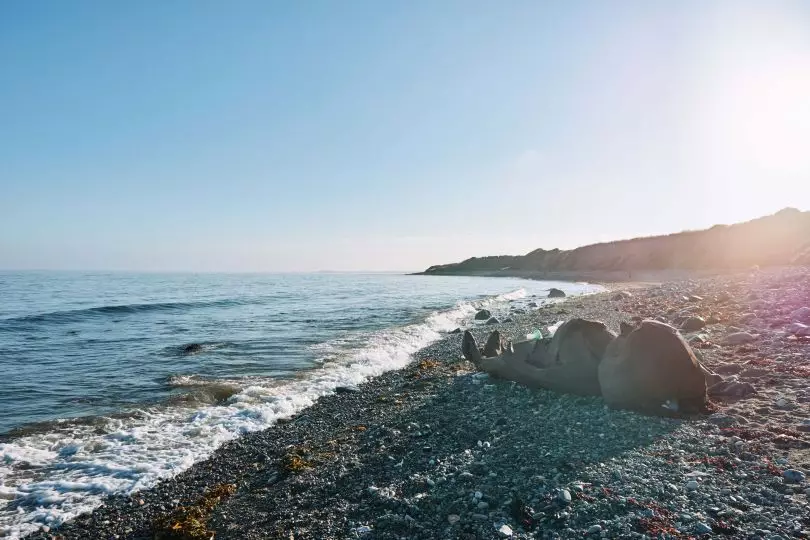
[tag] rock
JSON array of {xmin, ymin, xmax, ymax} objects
[
  {"xmin": 612, "ymin": 291, "xmax": 633, "ymax": 301},
  {"xmin": 587, "ymin": 524, "xmax": 603, "ymax": 535},
  {"xmin": 486, "ymin": 317, "xmax": 500, "ymax": 325},
  {"xmin": 695, "ymin": 522, "xmax": 713, "ymax": 534},
  {"xmin": 548, "ymin": 288, "xmax": 566, "ymax": 298},
  {"xmin": 335, "ymin": 385, "xmax": 361, "ymax": 394},
  {"xmin": 714, "ymin": 363, "xmax": 744, "ymax": 376},
  {"xmin": 475, "ymin": 309, "xmax": 492, "ymax": 321},
  {"xmin": 447, "ymin": 514, "xmax": 460, "ymax": 524},
  {"xmin": 599, "ymin": 320, "xmax": 707, "ymax": 413},
  {"xmin": 708, "ymin": 413, "xmax": 738, "ymax": 428},
  {"xmin": 787, "ymin": 322, "xmax": 810, "ymax": 336},
  {"xmin": 528, "ymin": 302, "xmax": 539, "ymax": 308},
  {"xmin": 183, "ymin": 343, "xmax": 203, "ymax": 354},
  {"xmin": 701, "ymin": 366, "xmax": 724, "ymax": 387},
  {"xmin": 708, "ymin": 377, "xmax": 757, "ymax": 399},
  {"xmin": 783, "ymin": 469, "xmax": 806, "ymax": 483},
  {"xmin": 483, "ymin": 330, "xmax": 504, "ymax": 357},
  {"xmin": 450, "ymin": 328, "xmax": 462, "ymax": 334},
  {"xmin": 791, "ymin": 306, "xmax": 810, "ymax": 323},
  {"xmin": 686, "ymin": 480, "xmax": 699, "ymax": 491},
  {"xmin": 723, "ymin": 332, "xmax": 756, "ymax": 345},
  {"xmin": 477, "ymin": 501, "xmax": 489, "ymax": 510},
  {"xmin": 557, "ymin": 489, "xmax": 572, "ymax": 505},
  {"xmin": 496, "ymin": 524, "xmax": 513, "ymax": 537},
  {"xmin": 681, "ymin": 316, "xmax": 706, "ymax": 332}
]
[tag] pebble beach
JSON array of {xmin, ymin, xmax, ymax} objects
[{"xmin": 26, "ymin": 267, "xmax": 810, "ymax": 540}]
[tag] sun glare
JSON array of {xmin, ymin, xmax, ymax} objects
[{"xmin": 692, "ymin": 1, "xmax": 810, "ymax": 214}]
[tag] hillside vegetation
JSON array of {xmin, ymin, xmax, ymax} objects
[{"xmin": 423, "ymin": 208, "xmax": 810, "ymax": 275}]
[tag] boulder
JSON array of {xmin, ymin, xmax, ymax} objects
[
  {"xmin": 450, "ymin": 327, "xmax": 462, "ymax": 334},
  {"xmin": 486, "ymin": 317, "xmax": 500, "ymax": 325},
  {"xmin": 680, "ymin": 316, "xmax": 706, "ymax": 332},
  {"xmin": 474, "ymin": 309, "xmax": 491, "ymax": 321},
  {"xmin": 548, "ymin": 288, "xmax": 566, "ymax": 298},
  {"xmin": 599, "ymin": 320, "xmax": 707, "ymax": 413}
]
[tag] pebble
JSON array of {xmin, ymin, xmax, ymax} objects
[
  {"xmin": 790, "ymin": 306, "xmax": 810, "ymax": 322},
  {"xmin": 496, "ymin": 524, "xmax": 513, "ymax": 537},
  {"xmin": 354, "ymin": 525, "xmax": 372, "ymax": 536},
  {"xmin": 587, "ymin": 524, "xmax": 602, "ymax": 534},
  {"xmin": 724, "ymin": 332, "xmax": 756, "ymax": 345},
  {"xmin": 686, "ymin": 480, "xmax": 699, "ymax": 491},
  {"xmin": 695, "ymin": 522, "xmax": 712, "ymax": 534},
  {"xmin": 447, "ymin": 514, "xmax": 460, "ymax": 524},
  {"xmin": 783, "ymin": 469, "xmax": 806, "ymax": 484},
  {"xmin": 557, "ymin": 489, "xmax": 572, "ymax": 505},
  {"xmin": 787, "ymin": 322, "xmax": 810, "ymax": 336}
]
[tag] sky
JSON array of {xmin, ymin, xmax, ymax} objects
[{"xmin": 1, "ymin": 0, "xmax": 809, "ymax": 272}]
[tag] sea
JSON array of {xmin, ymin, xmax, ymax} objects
[{"xmin": 0, "ymin": 271, "xmax": 602, "ymax": 538}]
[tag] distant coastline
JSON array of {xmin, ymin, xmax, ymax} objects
[{"xmin": 418, "ymin": 208, "xmax": 810, "ymax": 279}]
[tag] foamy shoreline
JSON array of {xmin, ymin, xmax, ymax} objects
[{"xmin": 20, "ymin": 268, "xmax": 810, "ymax": 538}]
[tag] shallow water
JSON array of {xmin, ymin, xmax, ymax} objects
[{"xmin": 0, "ymin": 271, "xmax": 601, "ymax": 537}]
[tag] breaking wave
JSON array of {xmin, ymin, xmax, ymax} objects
[{"xmin": 0, "ymin": 287, "xmax": 537, "ymax": 538}]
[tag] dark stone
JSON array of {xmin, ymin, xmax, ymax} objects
[
  {"xmin": 486, "ymin": 317, "xmax": 500, "ymax": 325},
  {"xmin": 714, "ymin": 363, "xmax": 744, "ymax": 375},
  {"xmin": 708, "ymin": 378, "xmax": 757, "ymax": 399},
  {"xmin": 183, "ymin": 343, "xmax": 203, "ymax": 354},
  {"xmin": 680, "ymin": 316, "xmax": 706, "ymax": 332},
  {"xmin": 474, "ymin": 309, "xmax": 491, "ymax": 321},
  {"xmin": 548, "ymin": 288, "xmax": 566, "ymax": 298},
  {"xmin": 450, "ymin": 328, "xmax": 462, "ymax": 334},
  {"xmin": 335, "ymin": 386, "xmax": 361, "ymax": 394}
]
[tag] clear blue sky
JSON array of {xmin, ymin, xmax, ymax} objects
[{"xmin": 2, "ymin": 0, "xmax": 809, "ymax": 271}]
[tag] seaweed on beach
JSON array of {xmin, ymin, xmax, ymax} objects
[{"xmin": 152, "ymin": 483, "xmax": 236, "ymax": 540}]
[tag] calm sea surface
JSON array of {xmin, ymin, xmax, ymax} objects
[{"xmin": 0, "ymin": 271, "xmax": 601, "ymax": 538}]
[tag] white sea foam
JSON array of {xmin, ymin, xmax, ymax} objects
[{"xmin": 0, "ymin": 284, "xmax": 600, "ymax": 538}]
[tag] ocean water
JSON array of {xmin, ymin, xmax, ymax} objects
[{"xmin": 0, "ymin": 271, "xmax": 602, "ymax": 538}]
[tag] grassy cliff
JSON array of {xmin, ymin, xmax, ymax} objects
[{"xmin": 422, "ymin": 208, "xmax": 810, "ymax": 275}]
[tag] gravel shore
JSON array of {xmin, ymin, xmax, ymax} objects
[{"xmin": 28, "ymin": 267, "xmax": 810, "ymax": 540}]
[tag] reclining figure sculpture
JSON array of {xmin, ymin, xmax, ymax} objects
[{"xmin": 462, "ymin": 318, "xmax": 709, "ymax": 414}]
